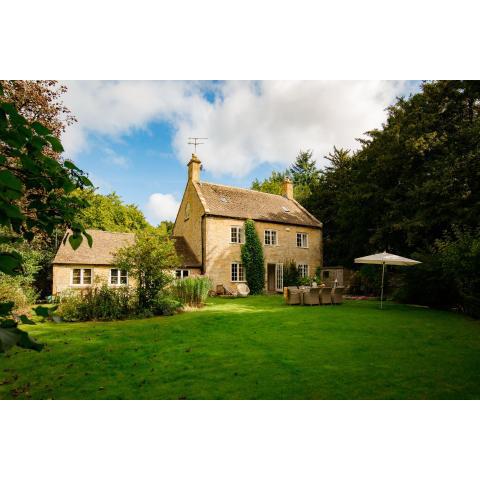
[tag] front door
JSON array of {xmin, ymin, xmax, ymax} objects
[
  {"xmin": 267, "ymin": 264, "xmax": 276, "ymax": 292},
  {"xmin": 275, "ymin": 263, "xmax": 283, "ymax": 292}
]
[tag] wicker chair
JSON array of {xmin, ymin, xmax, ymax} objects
[
  {"xmin": 237, "ymin": 283, "xmax": 250, "ymax": 297},
  {"xmin": 331, "ymin": 287, "xmax": 344, "ymax": 305},
  {"xmin": 286, "ymin": 287, "xmax": 302, "ymax": 305},
  {"xmin": 303, "ymin": 287, "xmax": 320, "ymax": 306},
  {"xmin": 319, "ymin": 287, "xmax": 332, "ymax": 305}
]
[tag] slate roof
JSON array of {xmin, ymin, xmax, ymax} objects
[
  {"xmin": 53, "ymin": 230, "xmax": 135, "ymax": 265},
  {"xmin": 53, "ymin": 230, "xmax": 201, "ymax": 268},
  {"xmin": 194, "ymin": 182, "xmax": 322, "ymax": 228}
]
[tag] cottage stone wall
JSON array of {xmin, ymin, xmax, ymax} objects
[
  {"xmin": 204, "ymin": 217, "xmax": 322, "ymax": 292},
  {"xmin": 52, "ymin": 264, "xmax": 137, "ymax": 295},
  {"xmin": 172, "ymin": 181, "xmax": 205, "ymax": 266}
]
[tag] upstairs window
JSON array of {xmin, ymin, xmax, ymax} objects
[
  {"xmin": 231, "ymin": 262, "xmax": 245, "ymax": 282},
  {"xmin": 72, "ymin": 268, "xmax": 92, "ymax": 286},
  {"xmin": 230, "ymin": 226, "xmax": 243, "ymax": 244},
  {"xmin": 297, "ymin": 264, "xmax": 309, "ymax": 278},
  {"xmin": 110, "ymin": 268, "xmax": 128, "ymax": 285},
  {"xmin": 296, "ymin": 232, "xmax": 308, "ymax": 248},
  {"xmin": 264, "ymin": 229, "xmax": 277, "ymax": 246}
]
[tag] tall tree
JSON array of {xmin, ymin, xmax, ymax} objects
[
  {"xmin": 0, "ymin": 83, "xmax": 91, "ymax": 351},
  {"xmin": 241, "ymin": 220, "xmax": 265, "ymax": 294},
  {"xmin": 72, "ymin": 190, "xmax": 149, "ymax": 232}
]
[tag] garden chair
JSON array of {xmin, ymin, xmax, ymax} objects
[
  {"xmin": 237, "ymin": 283, "xmax": 250, "ymax": 297},
  {"xmin": 331, "ymin": 287, "xmax": 345, "ymax": 305},
  {"xmin": 286, "ymin": 287, "xmax": 302, "ymax": 305},
  {"xmin": 303, "ymin": 287, "xmax": 320, "ymax": 306},
  {"xmin": 319, "ymin": 287, "xmax": 332, "ymax": 305}
]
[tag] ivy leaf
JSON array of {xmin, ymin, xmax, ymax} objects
[
  {"xmin": 19, "ymin": 315, "xmax": 35, "ymax": 325},
  {"xmin": 69, "ymin": 233, "xmax": 83, "ymax": 250},
  {"xmin": 0, "ymin": 302, "xmax": 14, "ymax": 316},
  {"xmin": 31, "ymin": 121, "xmax": 51, "ymax": 136},
  {"xmin": 84, "ymin": 231, "xmax": 93, "ymax": 248},
  {"xmin": 0, "ymin": 170, "xmax": 23, "ymax": 192},
  {"xmin": 33, "ymin": 306, "xmax": 49, "ymax": 318},
  {"xmin": 45, "ymin": 135, "xmax": 64, "ymax": 153},
  {"xmin": 0, "ymin": 252, "xmax": 22, "ymax": 275}
]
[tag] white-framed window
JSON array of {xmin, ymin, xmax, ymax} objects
[
  {"xmin": 230, "ymin": 226, "xmax": 243, "ymax": 244},
  {"xmin": 296, "ymin": 232, "xmax": 308, "ymax": 248},
  {"xmin": 264, "ymin": 229, "xmax": 278, "ymax": 246},
  {"xmin": 175, "ymin": 269, "xmax": 190, "ymax": 279},
  {"xmin": 231, "ymin": 262, "xmax": 245, "ymax": 282},
  {"xmin": 297, "ymin": 264, "xmax": 309, "ymax": 278},
  {"xmin": 71, "ymin": 268, "xmax": 92, "ymax": 286},
  {"xmin": 110, "ymin": 268, "xmax": 128, "ymax": 285}
]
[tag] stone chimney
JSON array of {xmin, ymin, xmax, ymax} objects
[
  {"xmin": 188, "ymin": 153, "xmax": 201, "ymax": 182},
  {"xmin": 282, "ymin": 177, "xmax": 293, "ymax": 200}
]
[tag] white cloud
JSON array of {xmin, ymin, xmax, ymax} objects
[
  {"xmin": 145, "ymin": 193, "xmax": 180, "ymax": 224},
  {"xmin": 62, "ymin": 80, "xmax": 413, "ymax": 176}
]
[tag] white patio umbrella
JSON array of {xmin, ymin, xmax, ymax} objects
[{"xmin": 354, "ymin": 251, "xmax": 421, "ymax": 309}]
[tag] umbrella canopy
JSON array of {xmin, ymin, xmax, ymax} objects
[
  {"xmin": 354, "ymin": 251, "xmax": 421, "ymax": 308},
  {"xmin": 355, "ymin": 252, "xmax": 421, "ymax": 267}
]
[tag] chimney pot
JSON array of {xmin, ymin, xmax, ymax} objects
[
  {"xmin": 188, "ymin": 153, "xmax": 201, "ymax": 182},
  {"xmin": 282, "ymin": 177, "xmax": 294, "ymax": 200}
]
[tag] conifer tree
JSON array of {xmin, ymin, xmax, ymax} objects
[{"xmin": 241, "ymin": 219, "xmax": 265, "ymax": 294}]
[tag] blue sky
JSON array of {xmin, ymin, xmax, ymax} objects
[{"xmin": 62, "ymin": 81, "xmax": 421, "ymax": 225}]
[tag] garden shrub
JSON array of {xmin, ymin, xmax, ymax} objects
[
  {"xmin": 394, "ymin": 227, "xmax": 480, "ymax": 317},
  {"xmin": 152, "ymin": 293, "xmax": 182, "ymax": 315},
  {"xmin": 170, "ymin": 276, "xmax": 212, "ymax": 307},
  {"xmin": 241, "ymin": 219, "xmax": 265, "ymax": 294},
  {"xmin": 283, "ymin": 259, "xmax": 300, "ymax": 287},
  {"xmin": 57, "ymin": 285, "xmax": 135, "ymax": 321}
]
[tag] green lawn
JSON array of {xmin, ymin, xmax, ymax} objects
[{"xmin": 1, "ymin": 295, "xmax": 480, "ymax": 399}]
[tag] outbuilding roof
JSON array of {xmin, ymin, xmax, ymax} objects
[
  {"xmin": 53, "ymin": 230, "xmax": 200, "ymax": 268},
  {"xmin": 193, "ymin": 182, "xmax": 322, "ymax": 228},
  {"xmin": 53, "ymin": 230, "xmax": 135, "ymax": 265}
]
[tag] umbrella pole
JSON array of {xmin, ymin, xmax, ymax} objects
[{"xmin": 380, "ymin": 262, "xmax": 385, "ymax": 309}]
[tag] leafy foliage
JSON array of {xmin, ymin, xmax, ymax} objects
[
  {"xmin": 0, "ymin": 82, "xmax": 92, "ymax": 351},
  {"xmin": 241, "ymin": 220, "xmax": 265, "ymax": 294},
  {"xmin": 56, "ymin": 285, "xmax": 135, "ymax": 321},
  {"xmin": 283, "ymin": 259, "xmax": 300, "ymax": 287},
  {"xmin": 72, "ymin": 189, "xmax": 150, "ymax": 232},
  {"xmin": 114, "ymin": 230, "xmax": 179, "ymax": 309}
]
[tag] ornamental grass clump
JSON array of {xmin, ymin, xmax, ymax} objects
[{"xmin": 171, "ymin": 276, "xmax": 212, "ymax": 307}]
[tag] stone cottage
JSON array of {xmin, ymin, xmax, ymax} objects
[
  {"xmin": 52, "ymin": 153, "xmax": 323, "ymax": 294},
  {"xmin": 52, "ymin": 230, "xmax": 200, "ymax": 294},
  {"xmin": 172, "ymin": 154, "xmax": 323, "ymax": 293}
]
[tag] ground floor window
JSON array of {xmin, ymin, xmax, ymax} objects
[
  {"xmin": 297, "ymin": 264, "xmax": 309, "ymax": 278},
  {"xmin": 231, "ymin": 262, "xmax": 245, "ymax": 282},
  {"xmin": 110, "ymin": 268, "xmax": 128, "ymax": 285},
  {"xmin": 175, "ymin": 269, "xmax": 189, "ymax": 279},
  {"xmin": 72, "ymin": 268, "xmax": 92, "ymax": 285}
]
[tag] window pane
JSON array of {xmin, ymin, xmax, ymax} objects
[
  {"xmin": 175, "ymin": 270, "xmax": 182, "ymax": 278},
  {"xmin": 231, "ymin": 227, "xmax": 238, "ymax": 243},
  {"xmin": 238, "ymin": 228, "xmax": 243, "ymax": 243},
  {"xmin": 83, "ymin": 269, "xmax": 92, "ymax": 284},
  {"xmin": 110, "ymin": 268, "xmax": 119, "ymax": 284},
  {"xmin": 183, "ymin": 270, "xmax": 189, "ymax": 278},
  {"xmin": 120, "ymin": 270, "xmax": 128, "ymax": 284},
  {"xmin": 72, "ymin": 269, "xmax": 81, "ymax": 284},
  {"xmin": 239, "ymin": 264, "xmax": 245, "ymax": 281},
  {"xmin": 272, "ymin": 231, "xmax": 277, "ymax": 245},
  {"xmin": 231, "ymin": 263, "xmax": 238, "ymax": 281}
]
